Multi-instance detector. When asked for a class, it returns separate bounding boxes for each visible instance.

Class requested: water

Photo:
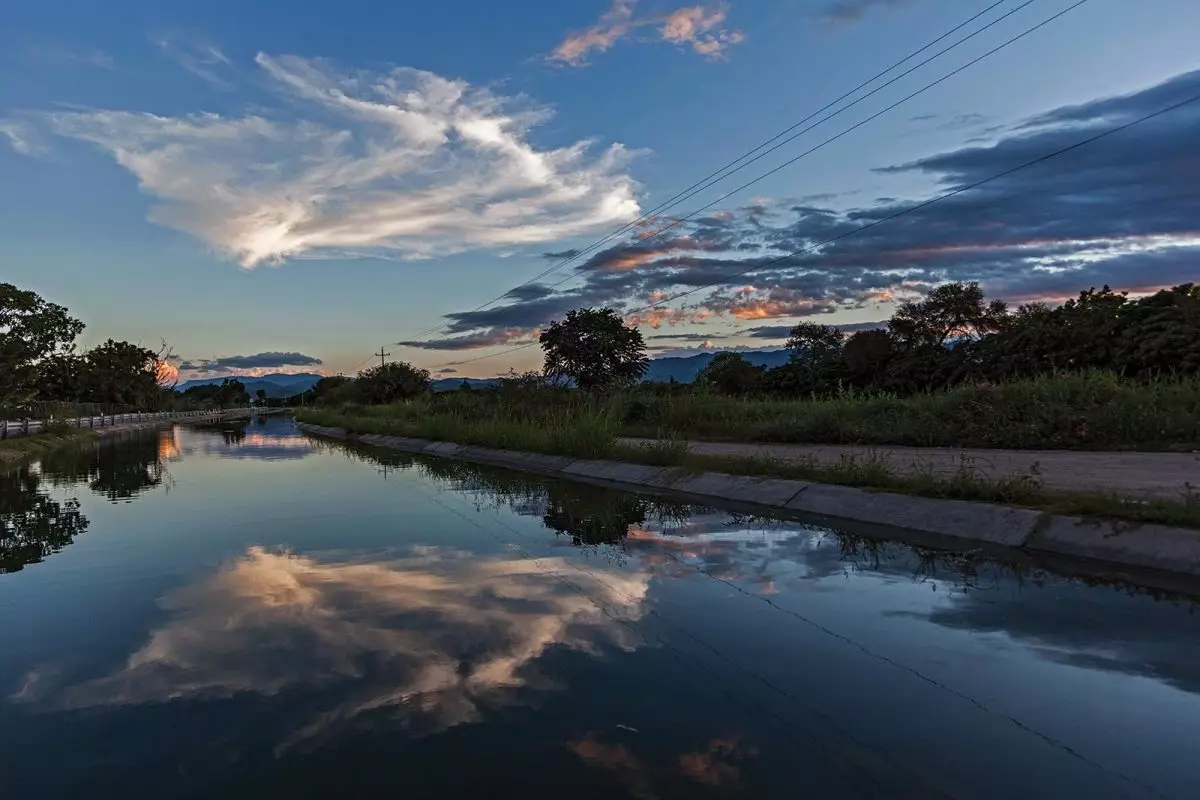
[2,417,1199,799]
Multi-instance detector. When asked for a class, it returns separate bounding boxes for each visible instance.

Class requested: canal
[2,417,1198,798]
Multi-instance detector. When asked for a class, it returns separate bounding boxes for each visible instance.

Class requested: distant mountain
[431,377,502,392]
[641,350,791,383]
[176,372,325,398]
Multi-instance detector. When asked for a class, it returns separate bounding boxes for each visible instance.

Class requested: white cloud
[0,120,42,156]
[21,54,641,267]
[155,35,233,88]
[36,547,648,749]
[550,1,746,66]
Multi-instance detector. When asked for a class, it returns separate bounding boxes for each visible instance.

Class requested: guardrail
[0,408,254,440]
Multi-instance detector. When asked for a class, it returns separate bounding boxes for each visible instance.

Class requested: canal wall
[297,422,1200,582]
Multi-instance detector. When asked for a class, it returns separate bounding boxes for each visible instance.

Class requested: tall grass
[613,372,1200,450]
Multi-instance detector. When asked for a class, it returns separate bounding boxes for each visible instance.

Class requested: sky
[2,0,1198,380]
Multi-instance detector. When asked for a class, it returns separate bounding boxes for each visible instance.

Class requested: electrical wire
[433,63,1196,371]
[389,0,1030,350]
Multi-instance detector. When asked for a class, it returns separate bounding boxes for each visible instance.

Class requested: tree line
[700,282,1200,397]
[311,281,1200,406]
[1,282,177,412]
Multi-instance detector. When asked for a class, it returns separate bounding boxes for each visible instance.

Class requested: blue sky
[3,0,1199,379]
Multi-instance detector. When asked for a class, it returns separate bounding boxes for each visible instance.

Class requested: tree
[355,361,430,404]
[213,378,250,409]
[840,329,895,387]
[697,353,763,396]
[785,322,845,368]
[539,307,648,392]
[78,339,163,409]
[0,282,85,406]
[888,282,1007,348]
[255,389,268,404]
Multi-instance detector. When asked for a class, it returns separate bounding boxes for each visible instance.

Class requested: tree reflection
[412,454,703,545]
[40,432,167,502]
[0,467,90,574]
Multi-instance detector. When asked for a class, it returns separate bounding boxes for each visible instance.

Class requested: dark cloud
[745,320,886,340]
[647,332,722,342]
[179,351,323,374]
[438,368,458,374]
[822,0,914,26]
[503,283,555,302]
[398,328,535,351]
[415,70,1200,348]
[541,248,580,260]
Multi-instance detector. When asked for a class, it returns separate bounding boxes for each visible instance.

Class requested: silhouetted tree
[889,282,1008,348]
[355,361,430,404]
[0,282,85,407]
[697,352,764,396]
[540,307,648,392]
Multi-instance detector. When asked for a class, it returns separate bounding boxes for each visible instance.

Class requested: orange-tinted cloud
[549,2,745,66]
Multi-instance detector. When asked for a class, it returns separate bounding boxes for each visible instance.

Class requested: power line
[421,0,1090,364]
[433,80,1200,370]
[524,0,1070,301]
[389,0,1026,350]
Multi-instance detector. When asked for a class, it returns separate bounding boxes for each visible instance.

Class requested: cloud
[397,328,538,351]
[24,44,115,70]
[822,0,915,26]
[179,351,324,374]
[40,547,647,749]
[155,35,233,87]
[0,120,44,157]
[744,320,886,339]
[548,1,745,66]
[12,54,640,267]
[412,69,1200,349]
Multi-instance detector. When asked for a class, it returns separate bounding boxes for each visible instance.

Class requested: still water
[2,417,1199,798]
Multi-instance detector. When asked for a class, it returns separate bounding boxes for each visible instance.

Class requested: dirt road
[620,439,1200,500]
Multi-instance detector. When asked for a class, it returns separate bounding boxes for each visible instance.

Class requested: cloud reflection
[50,547,648,749]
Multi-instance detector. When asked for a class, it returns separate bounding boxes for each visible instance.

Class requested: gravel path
[620,439,1200,500]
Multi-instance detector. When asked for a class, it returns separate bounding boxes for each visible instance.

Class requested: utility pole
[375,347,391,369]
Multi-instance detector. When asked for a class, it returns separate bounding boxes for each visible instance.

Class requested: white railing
[0,408,254,440]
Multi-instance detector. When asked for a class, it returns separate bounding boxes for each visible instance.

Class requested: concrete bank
[298,422,1200,581]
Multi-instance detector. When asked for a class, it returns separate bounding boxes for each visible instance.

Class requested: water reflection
[327,438,1200,698]
[42,546,647,751]
[40,430,170,503]
[191,416,316,461]
[0,469,89,574]
[571,733,757,797]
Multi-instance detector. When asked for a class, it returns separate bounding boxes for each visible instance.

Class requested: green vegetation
[2,281,178,413]
[616,372,1200,450]
[539,307,648,391]
[294,278,1200,526]
[297,402,1200,529]
[0,429,98,464]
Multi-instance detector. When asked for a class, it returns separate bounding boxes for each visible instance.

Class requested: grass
[0,429,98,465]
[615,372,1200,451]
[297,405,1200,530]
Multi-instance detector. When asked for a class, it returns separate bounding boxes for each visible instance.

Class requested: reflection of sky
[7,423,1200,797]
[33,546,646,752]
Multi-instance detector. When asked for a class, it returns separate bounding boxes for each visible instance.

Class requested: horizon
[5,0,1199,381]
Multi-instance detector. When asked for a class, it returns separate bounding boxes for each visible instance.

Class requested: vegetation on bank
[0,428,98,464]
[297,281,1200,449]
[296,404,1200,529]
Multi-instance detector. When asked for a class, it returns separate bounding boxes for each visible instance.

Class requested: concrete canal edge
[296,422,1200,582]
